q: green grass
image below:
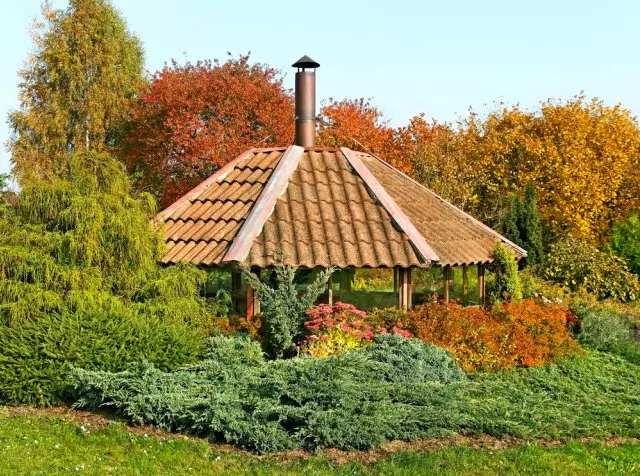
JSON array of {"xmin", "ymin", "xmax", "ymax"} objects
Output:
[{"xmin": 0, "ymin": 413, "xmax": 638, "ymax": 475}]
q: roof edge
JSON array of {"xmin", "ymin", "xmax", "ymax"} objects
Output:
[
  {"xmin": 366, "ymin": 152, "xmax": 528, "ymax": 258},
  {"xmin": 223, "ymin": 145, "xmax": 305, "ymax": 263},
  {"xmin": 155, "ymin": 148, "xmax": 256, "ymax": 223},
  {"xmin": 340, "ymin": 147, "xmax": 440, "ymax": 264}
]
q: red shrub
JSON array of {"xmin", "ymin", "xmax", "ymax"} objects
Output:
[{"xmin": 404, "ymin": 300, "xmax": 580, "ymax": 372}]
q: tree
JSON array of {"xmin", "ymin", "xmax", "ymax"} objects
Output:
[
  {"xmin": 241, "ymin": 266, "xmax": 333, "ymax": 358},
  {"xmin": 407, "ymin": 117, "xmax": 483, "ymax": 212},
  {"xmin": 450, "ymin": 96, "xmax": 640, "ymax": 242},
  {"xmin": 317, "ymin": 98, "xmax": 410, "ymax": 172},
  {"xmin": 124, "ymin": 54, "xmax": 294, "ymax": 207},
  {"xmin": 486, "ymin": 242, "xmax": 523, "ymax": 304},
  {"xmin": 8, "ymin": 0, "xmax": 144, "ymax": 183},
  {"xmin": 501, "ymin": 185, "xmax": 544, "ymax": 266},
  {"xmin": 0, "ymin": 151, "xmax": 211, "ymax": 326},
  {"xmin": 610, "ymin": 212, "xmax": 640, "ymax": 275}
]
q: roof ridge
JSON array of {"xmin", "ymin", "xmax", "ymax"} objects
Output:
[
  {"xmin": 155, "ymin": 148, "xmax": 256, "ymax": 222},
  {"xmin": 340, "ymin": 147, "xmax": 440, "ymax": 264},
  {"xmin": 224, "ymin": 145, "xmax": 305, "ymax": 263},
  {"xmin": 364, "ymin": 152, "xmax": 528, "ymax": 257}
]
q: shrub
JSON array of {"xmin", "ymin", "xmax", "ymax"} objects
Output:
[
  {"xmin": 70, "ymin": 339, "xmax": 640, "ymax": 452},
  {"xmin": 300, "ymin": 303, "xmax": 412, "ymax": 357},
  {"xmin": 610, "ymin": 212, "xmax": 640, "ymax": 275},
  {"xmin": 362, "ymin": 335, "xmax": 465, "ymax": 384},
  {"xmin": 242, "ymin": 266, "xmax": 333, "ymax": 358},
  {"xmin": 579, "ymin": 311, "xmax": 634, "ymax": 351},
  {"xmin": 501, "ymin": 185, "xmax": 544, "ymax": 266},
  {"xmin": 540, "ymin": 237, "xmax": 640, "ymax": 302},
  {"xmin": 486, "ymin": 242, "xmax": 523, "ymax": 304},
  {"xmin": 0, "ymin": 308, "xmax": 206, "ymax": 407},
  {"xmin": 405, "ymin": 300, "xmax": 579, "ymax": 372}
]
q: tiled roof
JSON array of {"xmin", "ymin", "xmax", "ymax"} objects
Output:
[{"xmin": 157, "ymin": 146, "xmax": 526, "ymax": 268}]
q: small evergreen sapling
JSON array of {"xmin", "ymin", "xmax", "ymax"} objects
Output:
[
  {"xmin": 487, "ymin": 242, "xmax": 523, "ymax": 304},
  {"xmin": 241, "ymin": 266, "xmax": 334, "ymax": 358}
]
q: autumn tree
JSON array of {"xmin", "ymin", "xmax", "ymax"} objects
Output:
[
  {"xmin": 438, "ymin": 96, "xmax": 640, "ymax": 242},
  {"xmin": 8, "ymin": 0, "xmax": 144, "ymax": 183},
  {"xmin": 405, "ymin": 116, "xmax": 482, "ymax": 212},
  {"xmin": 317, "ymin": 98, "xmax": 410, "ymax": 172},
  {"xmin": 124, "ymin": 54, "xmax": 294, "ymax": 207}
]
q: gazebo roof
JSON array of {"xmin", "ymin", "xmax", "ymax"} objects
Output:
[{"xmin": 157, "ymin": 145, "xmax": 526, "ymax": 269}]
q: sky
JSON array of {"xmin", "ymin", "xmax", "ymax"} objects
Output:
[{"xmin": 1, "ymin": 0, "xmax": 639, "ymax": 175}]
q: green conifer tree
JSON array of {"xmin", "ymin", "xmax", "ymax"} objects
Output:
[
  {"xmin": 8, "ymin": 0, "xmax": 144, "ymax": 183},
  {"xmin": 520, "ymin": 184, "xmax": 544, "ymax": 265}
]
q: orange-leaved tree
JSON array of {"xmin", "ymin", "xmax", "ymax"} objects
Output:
[
  {"xmin": 316, "ymin": 98, "xmax": 411, "ymax": 173},
  {"xmin": 123, "ymin": 54, "xmax": 294, "ymax": 207}
]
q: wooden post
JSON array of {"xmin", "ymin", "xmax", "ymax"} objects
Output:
[
  {"xmin": 406, "ymin": 267, "xmax": 413, "ymax": 310},
  {"xmin": 398, "ymin": 268, "xmax": 412, "ymax": 311},
  {"xmin": 327, "ymin": 274, "xmax": 334, "ymax": 306},
  {"xmin": 246, "ymin": 269, "xmax": 261, "ymax": 318},
  {"xmin": 443, "ymin": 265, "xmax": 452, "ymax": 303},
  {"xmin": 478, "ymin": 264, "xmax": 486, "ymax": 307},
  {"xmin": 462, "ymin": 266, "xmax": 469, "ymax": 305}
]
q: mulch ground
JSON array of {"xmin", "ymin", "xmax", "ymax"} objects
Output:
[{"xmin": 2, "ymin": 406, "xmax": 638, "ymax": 466}]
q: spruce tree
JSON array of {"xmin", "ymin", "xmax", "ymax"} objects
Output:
[
  {"xmin": 502, "ymin": 195, "xmax": 523, "ymax": 248},
  {"xmin": 8, "ymin": 0, "xmax": 144, "ymax": 183},
  {"xmin": 520, "ymin": 184, "xmax": 544, "ymax": 265}
]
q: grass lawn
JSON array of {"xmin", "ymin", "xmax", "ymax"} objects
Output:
[{"xmin": 0, "ymin": 411, "xmax": 639, "ymax": 475}]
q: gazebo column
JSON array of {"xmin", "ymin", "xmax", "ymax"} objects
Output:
[
  {"xmin": 478, "ymin": 264, "xmax": 486, "ymax": 307},
  {"xmin": 398, "ymin": 267, "xmax": 412, "ymax": 311},
  {"xmin": 246, "ymin": 268, "xmax": 261, "ymax": 318},
  {"xmin": 462, "ymin": 266, "xmax": 469, "ymax": 305},
  {"xmin": 443, "ymin": 265, "xmax": 453, "ymax": 303},
  {"xmin": 327, "ymin": 274, "xmax": 334, "ymax": 306}
]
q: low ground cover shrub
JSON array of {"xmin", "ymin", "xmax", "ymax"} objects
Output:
[
  {"xmin": 404, "ymin": 300, "xmax": 579, "ymax": 372},
  {"xmin": 362, "ymin": 334, "xmax": 464, "ymax": 384},
  {"xmin": 0, "ymin": 308, "xmax": 206, "ymax": 407},
  {"xmin": 70, "ymin": 336, "xmax": 640, "ymax": 452}
]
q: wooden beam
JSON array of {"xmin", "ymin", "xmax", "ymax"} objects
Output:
[
  {"xmin": 462, "ymin": 266, "xmax": 469, "ymax": 305},
  {"xmin": 398, "ymin": 268, "xmax": 412, "ymax": 311},
  {"xmin": 443, "ymin": 265, "xmax": 452, "ymax": 303},
  {"xmin": 246, "ymin": 269, "xmax": 261, "ymax": 318},
  {"xmin": 478, "ymin": 264, "xmax": 486, "ymax": 307}
]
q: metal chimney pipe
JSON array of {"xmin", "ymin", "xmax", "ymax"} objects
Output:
[{"xmin": 292, "ymin": 56, "xmax": 320, "ymax": 147}]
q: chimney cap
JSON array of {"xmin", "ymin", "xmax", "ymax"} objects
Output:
[{"xmin": 292, "ymin": 55, "xmax": 320, "ymax": 69}]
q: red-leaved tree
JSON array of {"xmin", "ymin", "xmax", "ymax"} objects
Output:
[
  {"xmin": 123, "ymin": 54, "xmax": 294, "ymax": 207},
  {"xmin": 316, "ymin": 98, "xmax": 412, "ymax": 173}
]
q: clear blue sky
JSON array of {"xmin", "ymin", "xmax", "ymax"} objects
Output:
[{"xmin": 1, "ymin": 0, "xmax": 639, "ymax": 175}]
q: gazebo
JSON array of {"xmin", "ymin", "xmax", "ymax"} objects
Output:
[{"xmin": 156, "ymin": 56, "xmax": 526, "ymax": 317}]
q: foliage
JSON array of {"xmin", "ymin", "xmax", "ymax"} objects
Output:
[
  {"xmin": 578, "ymin": 311, "xmax": 635, "ymax": 351},
  {"xmin": 486, "ymin": 242, "xmax": 523, "ymax": 304},
  {"xmin": 454, "ymin": 96, "xmax": 640, "ymax": 241},
  {"xmin": 2, "ymin": 414, "xmax": 640, "ymax": 475},
  {"xmin": 404, "ymin": 300, "xmax": 579, "ymax": 372},
  {"xmin": 301, "ymin": 303, "xmax": 413, "ymax": 358},
  {"xmin": 0, "ymin": 307, "xmax": 205, "ymax": 407},
  {"xmin": 540, "ymin": 237, "xmax": 640, "ymax": 302},
  {"xmin": 610, "ymin": 212, "xmax": 640, "ymax": 275},
  {"xmin": 0, "ymin": 153, "xmax": 216, "ymax": 405},
  {"xmin": 70, "ymin": 339, "xmax": 640, "ymax": 452},
  {"xmin": 317, "ymin": 98, "xmax": 410, "ymax": 173},
  {"xmin": 362, "ymin": 334, "xmax": 464, "ymax": 384},
  {"xmin": 407, "ymin": 118, "xmax": 482, "ymax": 213},
  {"xmin": 124, "ymin": 54, "xmax": 294, "ymax": 207},
  {"xmin": 241, "ymin": 266, "xmax": 334, "ymax": 358},
  {"xmin": 501, "ymin": 185, "xmax": 544, "ymax": 265},
  {"xmin": 8, "ymin": 0, "xmax": 144, "ymax": 182}
]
